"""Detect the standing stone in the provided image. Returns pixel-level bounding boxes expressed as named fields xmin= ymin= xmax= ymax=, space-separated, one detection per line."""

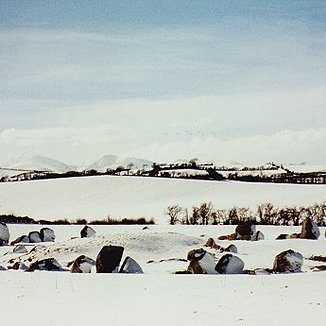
xmin=273 ymin=249 xmax=303 ymax=273
xmin=0 ymin=222 xmax=10 ymax=246
xmin=69 ymin=255 xmax=96 ymax=273
xmin=96 ymin=246 xmax=124 ymax=273
xmin=120 ymin=256 xmax=143 ymax=274
xmin=80 ymin=225 xmax=96 ymax=238
xmin=215 ymin=254 xmax=244 ymax=274
xmin=28 ymin=231 xmax=42 ymax=243
xmin=300 ymin=217 xmax=320 ymax=239
xmin=235 ymin=223 xmax=256 ymax=240
xmin=40 ymin=227 xmax=55 ymax=242
xmin=186 ymin=248 xmax=216 ymax=274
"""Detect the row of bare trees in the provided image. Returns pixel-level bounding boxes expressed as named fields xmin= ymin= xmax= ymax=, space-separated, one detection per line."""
xmin=165 ymin=202 xmax=326 ymax=226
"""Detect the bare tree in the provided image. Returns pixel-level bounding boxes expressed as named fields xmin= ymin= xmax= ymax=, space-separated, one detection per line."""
xmin=165 ymin=205 xmax=183 ymax=225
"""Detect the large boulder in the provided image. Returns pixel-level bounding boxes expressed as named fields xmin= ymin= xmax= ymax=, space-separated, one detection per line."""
xmin=80 ymin=226 xmax=96 ymax=238
xmin=273 ymin=249 xmax=303 ymax=273
xmin=120 ymin=256 xmax=143 ymax=274
xmin=40 ymin=228 xmax=55 ymax=242
xmin=27 ymin=258 xmax=63 ymax=272
xmin=28 ymin=231 xmax=42 ymax=243
xmin=235 ymin=223 xmax=256 ymax=240
xmin=96 ymin=246 xmax=124 ymax=273
xmin=68 ymin=255 xmax=96 ymax=273
xmin=10 ymin=235 xmax=29 ymax=245
xmin=300 ymin=217 xmax=320 ymax=239
xmin=186 ymin=248 xmax=216 ymax=274
xmin=0 ymin=222 xmax=10 ymax=246
xmin=215 ymin=254 xmax=244 ymax=274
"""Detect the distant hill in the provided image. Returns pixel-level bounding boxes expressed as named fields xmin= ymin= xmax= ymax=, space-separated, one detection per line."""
xmin=85 ymin=155 xmax=153 ymax=172
xmin=1 ymin=155 xmax=76 ymax=173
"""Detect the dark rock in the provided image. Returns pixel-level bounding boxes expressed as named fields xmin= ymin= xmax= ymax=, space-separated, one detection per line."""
xmin=96 ymin=245 xmax=124 ymax=273
xmin=26 ymin=258 xmax=63 ymax=272
xmin=120 ymin=256 xmax=143 ymax=274
xmin=68 ymin=255 xmax=95 ymax=273
xmin=290 ymin=233 xmax=301 ymax=239
xmin=276 ymin=234 xmax=290 ymax=240
xmin=273 ymin=249 xmax=303 ymax=273
xmin=300 ymin=217 xmax=320 ymax=239
xmin=235 ymin=223 xmax=256 ymax=240
xmin=80 ymin=225 xmax=96 ymax=238
xmin=40 ymin=227 xmax=55 ymax=242
xmin=215 ymin=254 xmax=244 ymax=274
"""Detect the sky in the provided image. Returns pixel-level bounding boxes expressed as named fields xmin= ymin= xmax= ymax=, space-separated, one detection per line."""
xmin=0 ymin=0 xmax=325 ymax=166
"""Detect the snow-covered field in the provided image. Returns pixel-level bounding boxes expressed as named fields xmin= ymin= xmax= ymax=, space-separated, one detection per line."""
xmin=0 ymin=175 xmax=325 ymax=223
xmin=0 ymin=224 xmax=325 ymax=326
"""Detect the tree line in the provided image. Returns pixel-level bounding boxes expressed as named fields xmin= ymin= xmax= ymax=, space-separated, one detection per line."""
xmin=165 ymin=202 xmax=326 ymax=226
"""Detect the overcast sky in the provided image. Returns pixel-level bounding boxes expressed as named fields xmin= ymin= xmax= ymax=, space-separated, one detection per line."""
xmin=1 ymin=0 xmax=325 ymax=165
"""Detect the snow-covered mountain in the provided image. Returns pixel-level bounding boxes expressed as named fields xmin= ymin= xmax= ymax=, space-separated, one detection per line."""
xmin=1 ymin=155 xmax=76 ymax=173
xmin=85 ymin=155 xmax=153 ymax=172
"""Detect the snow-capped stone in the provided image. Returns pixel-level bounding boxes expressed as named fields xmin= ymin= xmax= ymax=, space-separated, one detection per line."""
xmin=27 ymin=258 xmax=63 ymax=272
xmin=13 ymin=245 xmax=28 ymax=254
xmin=273 ymin=249 xmax=303 ymax=273
xmin=40 ymin=227 xmax=55 ymax=242
xmin=0 ymin=222 xmax=10 ymax=246
xmin=10 ymin=235 xmax=29 ymax=245
xmin=215 ymin=254 xmax=245 ymax=274
xmin=80 ymin=225 xmax=96 ymax=238
xmin=28 ymin=231 xmax=42 ymax=243
xmin=300 ymin=217 xmax=320 ymax=240
xmin=187 ymin=248 xmax=216 ymax=274
xmin=69 ymin=255 xmax=96 ymax=273
xmin=120 ymin=256 xmax=143 ymax=274
xmin=235 ymin=223 xmax=256 ymax=240
xmin=96 ymin=246 xmax=124 ymax=273
xmin=221 ymin=244 xmax=238 ymax=253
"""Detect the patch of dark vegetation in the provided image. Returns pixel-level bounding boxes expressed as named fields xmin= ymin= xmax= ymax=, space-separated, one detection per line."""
xmin=89 ymin=217 xmax=155 ymax=225
xmin=308 ymin=255 xmax=326 ymax=263
xmin=0 ymin=214 xmax=155 ymax=225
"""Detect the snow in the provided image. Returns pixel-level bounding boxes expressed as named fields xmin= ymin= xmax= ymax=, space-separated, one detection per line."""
xmin=0 ymin=176 xmax=325 ymax=223
xmin=85 ymin=154 xmax=153 ymax=171
xmin=0 ymin=224 xmax=325 ymax=325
